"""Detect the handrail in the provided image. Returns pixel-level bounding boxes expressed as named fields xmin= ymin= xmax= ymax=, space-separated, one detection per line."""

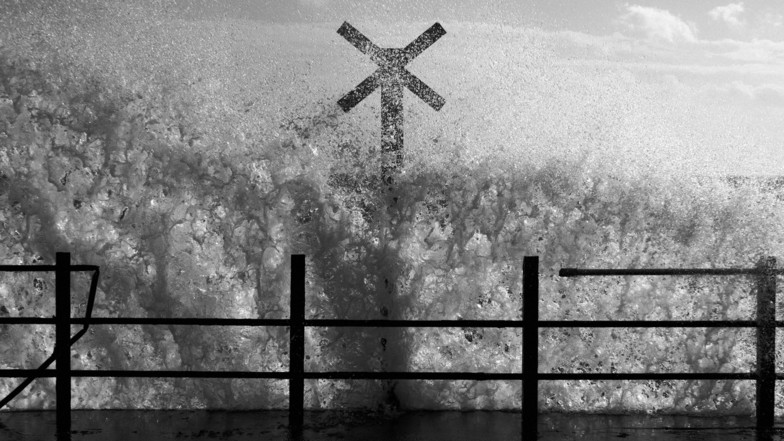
xmin=554 ymin=257 xmax=778 ymax=441
xmin=559 ymin=267 xmax=770 ymax=276
xmin=0 ymin=317 xmax=771 ymax=327
xmin=1 ymin=254 xmax=778 ymax=441
xmin=0 ymin=262 xmax=99 ymax=410
xmin=0 ymin=253 xmax=534 ymax=441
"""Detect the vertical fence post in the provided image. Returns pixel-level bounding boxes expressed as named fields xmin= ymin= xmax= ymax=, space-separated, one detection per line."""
xmin=757 ymin=256 xmax=776 ymax=436
xmin=522 ymin=256 xmax=539 ymax=440
xmin=55 ymin=252 xmax=71 ymax=440
xmin=289 ymin=255 xmax=306 ymax=441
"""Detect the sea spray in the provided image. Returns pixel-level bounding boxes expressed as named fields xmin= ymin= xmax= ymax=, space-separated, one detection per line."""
xmin=1 ymin=1 xmax=784 ymax=416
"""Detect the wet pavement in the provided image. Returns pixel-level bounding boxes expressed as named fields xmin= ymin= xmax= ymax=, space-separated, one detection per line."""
xmin=0 ymin=410 xmax=780 ymax=440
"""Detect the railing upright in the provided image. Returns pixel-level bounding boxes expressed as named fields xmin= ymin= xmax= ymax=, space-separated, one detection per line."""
xmin=757 ymin=256 xmax=776 ymax=435
xmin=558 ymin=257 xmax=781 ymax=441
xmin=289 ymin=254 xmax=306 ymax=441
xmin=17 ymin=252 xmax=781 ymax=440
xmin=4 ymin=252 xmax=531 ymax=439
xmin=55 ymin=252 xmax=72 ymax=440
xmin=522 ymin=255 xmax=539 ymax=439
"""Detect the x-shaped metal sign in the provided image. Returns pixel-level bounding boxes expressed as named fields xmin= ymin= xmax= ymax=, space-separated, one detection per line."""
xmin=337 ymin=22 xmax=446 ymax=184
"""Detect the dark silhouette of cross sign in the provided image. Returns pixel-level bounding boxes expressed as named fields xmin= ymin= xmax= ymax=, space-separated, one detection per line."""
xmin=337 ymin=22 xmax=446 ymax=185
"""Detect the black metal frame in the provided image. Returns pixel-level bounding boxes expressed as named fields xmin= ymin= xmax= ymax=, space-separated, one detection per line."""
xmin=0 ymin=253 xmax=537 ymax=441
xmin=1 ymin=253 xmax=779 ymax=440
xmin=556 ymin=257 xmax=779 ymax=441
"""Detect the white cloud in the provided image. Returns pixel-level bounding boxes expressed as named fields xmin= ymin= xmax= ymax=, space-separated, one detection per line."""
xmin=619 ymin=4 xmax=698 ymax=43
xmin=706 ymin=38 xmax=784 ymax=63
xmin=709 ymin=3 xmax=746 ymax=30
xmin=702 ymin=81 xmax=784 ymax=106
xmin=548 ymin=28 xmax=784 ymax=81
xmin=299 ymin=0 xmax=330 ymax=8
xmin=760 ymin=12 xmax=783 ymax=28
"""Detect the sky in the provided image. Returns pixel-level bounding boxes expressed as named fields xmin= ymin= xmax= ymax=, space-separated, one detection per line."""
xmin=178 ymin=0 xmax=784 ymax=41
xmin=5 ymin=0 xmax=780 ymax=176
xmin=166 ymin=0 xmax=784 ymax=176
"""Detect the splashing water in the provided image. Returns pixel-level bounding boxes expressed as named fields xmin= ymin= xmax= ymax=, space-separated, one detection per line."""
xmin=0 ymin=0 xmax=783 ymax=415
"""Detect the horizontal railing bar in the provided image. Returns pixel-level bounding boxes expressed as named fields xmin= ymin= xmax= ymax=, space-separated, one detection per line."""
xmin=0 ymin=318 xmax=779 ymax=327
xmin=303 ymin=319 xmax=524 ymax=327
xmin=0 ymin=371 xmax=522 ymax=380
xmin=68 ymin=318 xmax=291 ymax=326
xmin=0 ymin=370 xmax=773 ymax=381
xmin=0 ymin=370 xmax=57 ymax=377
xmin=68 ymin=318 xmax=527 ymax=327
xmin=540 ymin=373 xmax=756 ymax=380
xmin=301 ymin=372 xmax=524 ymax=380
xmin=0 ymin=370 xmax=292 ymax=379
xmin=0 ymin=318 xmax=57 ymax=324
xmin=538 ymin=320 xmax=758 ymax=327
xmin=559 ymin=268 xmax=772 ymax=276
xmin=0 ymin=265 xmax=99 ymax=272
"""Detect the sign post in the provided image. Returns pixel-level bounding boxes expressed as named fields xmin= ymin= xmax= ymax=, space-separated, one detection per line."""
xmin=337 ymin=21 xmax=446 ymax=186
xmin=56 ymin=252 xmax=71 ymax=440
xmin=337 ymin=21 xmax=447 ymax=411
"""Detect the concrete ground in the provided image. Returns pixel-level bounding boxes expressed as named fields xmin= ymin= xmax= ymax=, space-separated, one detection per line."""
xmin=0 ymin=410 xmax=777 ymax=440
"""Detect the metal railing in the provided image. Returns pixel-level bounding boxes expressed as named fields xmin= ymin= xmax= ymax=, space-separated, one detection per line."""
xmin=555 ymin=257 xmax=779 ymax=441
xmin=0 ymin=253 xmax=99 ymax=439
xmin=2 ymin=253 xmax=778 ymax=440
xmin=0 ymin=253 xmax=538 ymax=441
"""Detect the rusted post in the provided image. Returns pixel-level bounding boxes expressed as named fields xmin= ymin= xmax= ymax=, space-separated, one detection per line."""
xmin=522 ymin=256 xmax=539 ymax=439
xmin=289 ymin=255 xmax=306 ymax=441
xmin=56 ymin=252 xmax=71 ymax=440
xmin=756 ymin=256 xmax=776 ymax=438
